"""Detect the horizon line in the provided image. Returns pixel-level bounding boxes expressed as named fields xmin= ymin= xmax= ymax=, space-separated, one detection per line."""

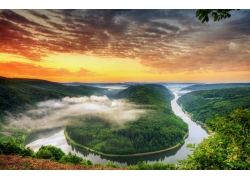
xmin=1 ymin=76 xmax=249 ymax=84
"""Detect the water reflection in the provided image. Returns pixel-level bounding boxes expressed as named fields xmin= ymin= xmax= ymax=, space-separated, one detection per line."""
xmin=25 ymin=127 xmax=64 ymax=145
xmin=69 ymin=140 xmax=183 ymax=166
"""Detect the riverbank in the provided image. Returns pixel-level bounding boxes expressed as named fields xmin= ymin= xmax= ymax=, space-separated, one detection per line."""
xmin=64 ymin=130 xmax=189 ymax=157
xmin=179 ymin=104 xmax=214 ymax=135
xmin=24 ymin=89 xmax=208 ymax=165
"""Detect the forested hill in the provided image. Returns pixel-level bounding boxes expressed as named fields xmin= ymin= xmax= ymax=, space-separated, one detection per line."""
xmin=11 ymin=78 xmax=111 ymax=97
xmin=177 ymin=87 xmax=250 ymax=123
xmin=0 ymin=76 xmax=115 ymax=128
xmin=0 ymin=77 xmax=73 ymax=126
xmin=180 ymin=83 xmax=249 ymax=91
xmin=114 ymin=84 xmax=174 ymax=105
xmin=66 ymin=84 xmax=188 ymax=155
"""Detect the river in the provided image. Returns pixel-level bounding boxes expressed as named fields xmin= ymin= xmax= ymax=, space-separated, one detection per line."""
xmin=25 ymin=88 xmax=209 ymax=167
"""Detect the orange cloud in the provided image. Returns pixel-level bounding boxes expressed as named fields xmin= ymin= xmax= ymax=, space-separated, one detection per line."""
xmin=0 ymin=61 xmax=98 ymax=81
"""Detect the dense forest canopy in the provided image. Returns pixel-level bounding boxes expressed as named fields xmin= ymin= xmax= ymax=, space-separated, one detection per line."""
xmin=0 ymin=77 xmax=121 ymax=126
xmin=0 ymin=78 xmax=187 ymax=155
xmin=66 ymin=84 xmax=188 ymax=155
xmin=180 ymin=108 xmax=250 ymax=170
xmin=114 ymin=84 xmax=174 ymax=105
xmin=0 ymin=77 xmax=120 ymax=145
xmin=180 ymin=83 xmax=250 ymax=91
xmin=177 ymin=87 xmax=250 ymax=122
xmin=0 ymin=77 xmax=72 ymax=129
xmin=11 ymin=78 xmax=121 ymax=97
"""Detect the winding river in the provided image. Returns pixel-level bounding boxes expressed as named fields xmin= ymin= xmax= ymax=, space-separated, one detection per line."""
xmin=25 ymin=88 xmax=209 ymax=167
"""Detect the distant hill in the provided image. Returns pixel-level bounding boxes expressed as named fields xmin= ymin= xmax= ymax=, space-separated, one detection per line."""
xmin=115 ymin=84 xmax=174 ymax=105
xmin=0 ymin=77 xmax=73 ymax=126
xmin=0 ymin=77 xmax=121 ymax=126
xmin=12 ymin=78 xmax=122 ymax=98
xmin=0 ymin=76 xmax=124 ymax=145
xmin=62 ymin=82 xmax=127 ymax=87
xmin=11 ymin=78 xmax=103 ymax=96
xmin=177 ymin=87 xmax=250 ymax=123
xmin=180 ymin=83 xmax=250 ymax=91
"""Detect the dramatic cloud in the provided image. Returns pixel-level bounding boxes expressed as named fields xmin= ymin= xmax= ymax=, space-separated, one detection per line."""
xmin=0 ymin=9 xmax=249 ymax=73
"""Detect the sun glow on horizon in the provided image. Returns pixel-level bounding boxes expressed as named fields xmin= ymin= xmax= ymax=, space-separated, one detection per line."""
xmin=0 ymin=9 xmax=250 ymax=83
xmin=1 ymin=52 xmax=249 ymax=83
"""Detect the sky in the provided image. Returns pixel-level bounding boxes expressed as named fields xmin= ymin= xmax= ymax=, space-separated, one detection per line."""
xmin=0 ymin=9 xmax=250 ymax=83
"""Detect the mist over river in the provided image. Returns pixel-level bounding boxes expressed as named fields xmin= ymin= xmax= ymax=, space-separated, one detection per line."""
xmin=25 ymin=85 xmax=209 ymax=167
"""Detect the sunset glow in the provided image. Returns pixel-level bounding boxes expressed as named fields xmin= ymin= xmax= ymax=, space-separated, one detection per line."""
xmin=0 ymin=9 xmax=249 ymax=83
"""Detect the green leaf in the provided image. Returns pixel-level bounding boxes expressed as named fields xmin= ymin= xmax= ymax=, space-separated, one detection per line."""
xmin=227 ymin=163 xmax=234 ymax=168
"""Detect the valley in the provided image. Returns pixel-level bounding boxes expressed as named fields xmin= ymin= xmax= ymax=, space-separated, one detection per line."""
xmin=0 ymin=77 xmax=249 ymax=169
xmin=24 ymin=82 xmax=208 ymax=166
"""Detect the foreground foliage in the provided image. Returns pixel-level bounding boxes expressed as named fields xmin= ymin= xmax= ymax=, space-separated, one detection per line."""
xmin=0 ymin=139 xmax=34 ymax=158
xmin=0 ymin=139 xmax=177 ymax=170
xmin=0 ymin=154 xmax=127 ymax=170
xmin=128 ymin=161 xmax=177 ymax=170
xmin=36 ymin=145 xmax=65 ymax=161
xmin=196 ymin=9 xmax=238 ymax=23
xmin=0 ymin=140 xmax=94 ymax=166
xmin=180 ymin=108 xmax=250 ymax=170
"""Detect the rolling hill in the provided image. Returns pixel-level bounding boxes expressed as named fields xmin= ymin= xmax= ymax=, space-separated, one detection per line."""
xmin=180 ymin=83 xmax=250 ymax=91
xmin=66 ymin=84 xmax=188 ymax=155
xmin=177 ymin=87 xmax=250 ymax=122
xmin=0 ymin=76 xmax=120 ymax=143
xmin=11 ymin=78 xmax=118 ymax=97
xmin=0 ymin=77 xmax=73 ymax=125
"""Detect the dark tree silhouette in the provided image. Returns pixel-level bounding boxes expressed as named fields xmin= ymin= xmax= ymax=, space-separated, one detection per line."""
xmin=196 ymin=9 xmax=238 ymax=23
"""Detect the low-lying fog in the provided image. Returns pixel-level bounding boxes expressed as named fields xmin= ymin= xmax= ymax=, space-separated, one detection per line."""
xmin=6 ymin=95 xmax=148 ymax=131
xmin=5 ymin=83 xmax=198 ymax=132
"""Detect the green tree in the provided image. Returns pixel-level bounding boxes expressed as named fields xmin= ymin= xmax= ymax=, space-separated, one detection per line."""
xmin=105 ymin=161 xmax=119 ymax=168
xmin=128 ymin=161 xmax=177 ymax=170
xmin=21 ymin=147 xmax=35 ymax=157
xmin=36 ymin=145 xmax=65 ymax=161
xmin=36 ymin=149 xmax=53 ymax=159
xmin=0 ymin=139 xmax=22 ymax=155
xmin=196 ymin=9 xmax=238 ymax=23
xmin=0 ymin=138 xmax=35 ymax=157
xmin=180 ymin=108 xmax=250 ymax=169
xmin=59 ymin=152 xmax=89 ymax=165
